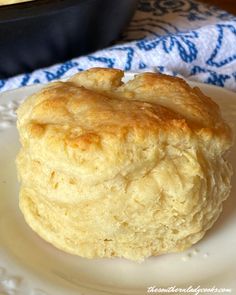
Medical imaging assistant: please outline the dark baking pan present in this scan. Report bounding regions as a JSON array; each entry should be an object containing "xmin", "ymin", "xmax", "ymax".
[{"xmin": 0, "ymin": 0, "xmax": 138, "ymax": 78}]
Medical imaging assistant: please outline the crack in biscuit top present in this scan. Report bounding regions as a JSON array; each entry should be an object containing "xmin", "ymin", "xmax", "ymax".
[{"xmin": 17, "ymin": 68, "xmax": 233, "ymax": 183}]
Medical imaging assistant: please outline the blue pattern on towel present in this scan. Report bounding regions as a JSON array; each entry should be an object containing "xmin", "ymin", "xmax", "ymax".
[{"xmin": 1, "ymin": 0, "xmax": 236, "ymax": 92}]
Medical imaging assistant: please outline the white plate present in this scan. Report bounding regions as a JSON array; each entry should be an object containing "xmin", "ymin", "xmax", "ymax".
[{"xmin": 0, "ymin": 75, "xmax": 236, "ymax": 295}]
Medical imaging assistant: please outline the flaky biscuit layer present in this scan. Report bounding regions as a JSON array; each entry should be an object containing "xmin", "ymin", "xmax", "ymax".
[{"xmin": 16, "ymin": 68, "xmax": 233, "ymax": 260}]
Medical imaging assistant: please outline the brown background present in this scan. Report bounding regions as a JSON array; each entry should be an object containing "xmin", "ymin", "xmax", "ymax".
[{"xmin": 198, "ymin": 0, "xmax": 236, "ymax": 15}]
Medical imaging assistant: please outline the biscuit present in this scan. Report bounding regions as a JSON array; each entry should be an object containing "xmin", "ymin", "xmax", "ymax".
[{"xmin": 16, "ymin": 68, "xmax": 233, "ymax": 261}]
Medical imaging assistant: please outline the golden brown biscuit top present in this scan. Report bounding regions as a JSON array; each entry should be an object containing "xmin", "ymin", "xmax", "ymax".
[{"xmin": 17, "ymin": 68, "xmax": 232, "ymax": 182}]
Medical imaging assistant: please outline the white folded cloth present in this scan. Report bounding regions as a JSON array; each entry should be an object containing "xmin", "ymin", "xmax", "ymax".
[{"xmin": 1, "ymin": 0, "xmax": 236, "ymax": 92}]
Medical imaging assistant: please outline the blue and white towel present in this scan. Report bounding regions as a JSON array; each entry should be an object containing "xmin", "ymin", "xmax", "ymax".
[{"xmin": 1, "ymin": 0, "xmax": 236, "ymax": 92}]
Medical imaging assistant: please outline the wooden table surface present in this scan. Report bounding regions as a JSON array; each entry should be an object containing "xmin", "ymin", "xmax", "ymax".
[{"xmin": 198, "ymin": 0, "xmax": 236, "ymax": 15}]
